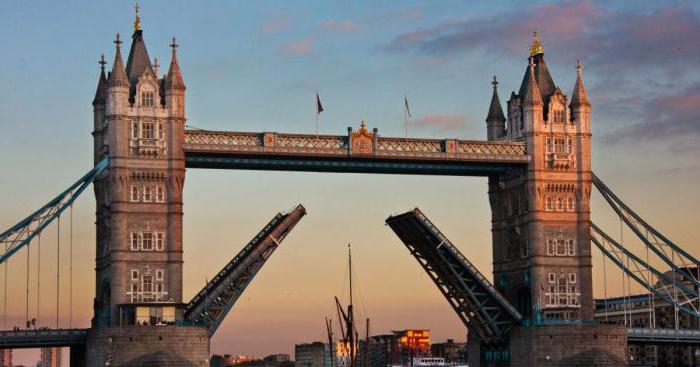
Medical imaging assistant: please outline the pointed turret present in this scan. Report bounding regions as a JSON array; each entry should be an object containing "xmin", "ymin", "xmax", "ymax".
[
  {"xmin": 570, "ymin": 60, "xmax": 590, "ymax": 108},
  {"xmin": 522, "ymin": 58, "xmax": 543, "ymax": 106},
  {"xmin": 164, "ymin": 38, "xmax": 186, "ymax": 91},
  {"xmin": 108, "ymin": 34, "xmax": 130, "ymax": 88},
  {"xmin": 486, "ymin": 76, "xmax": 506, "ymax": 140},
  {"xmin": 125, "ymin": 30, "xmax": 154, "ymax": 85},
  {"xmin": 93, "ymin": 54, "xmax": 108, "ymax": 106},
  {"xmin": 519, "ymin": 32, "xmax": 556, "ymax": 101}
]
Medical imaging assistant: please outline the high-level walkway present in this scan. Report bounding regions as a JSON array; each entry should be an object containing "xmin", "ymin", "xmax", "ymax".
[{"xmin": 183, "ymin": 128, "xmax": 529, "ymax": 175}]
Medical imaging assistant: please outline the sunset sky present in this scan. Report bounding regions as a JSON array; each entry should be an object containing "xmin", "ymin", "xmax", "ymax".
[{"xmin": 1, "ymin": 0, "xmax": 699, "ymax": 364}]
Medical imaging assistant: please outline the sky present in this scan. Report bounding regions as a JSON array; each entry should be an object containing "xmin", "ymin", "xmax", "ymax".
[{"xmin": 1, "ymin": 0, "xmax": 699, "ymax": 364}]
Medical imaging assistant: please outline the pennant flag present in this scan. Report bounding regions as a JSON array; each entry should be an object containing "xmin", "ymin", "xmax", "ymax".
[
  {"xmin": 404, "ymin": 95, "xmax": 411, "ymax": 118},
  {"xmin": 316, "ymin": 93, "xmax": 324, "ymax": 115}
]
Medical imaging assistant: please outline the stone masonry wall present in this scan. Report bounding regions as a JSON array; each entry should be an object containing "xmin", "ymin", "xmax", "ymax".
[{"xmin": 85, "ymin": 326, "xmax": 209, "ymax": 367}]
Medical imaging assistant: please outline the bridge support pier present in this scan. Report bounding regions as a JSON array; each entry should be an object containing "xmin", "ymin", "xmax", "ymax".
[
  {"xmin": 85, "ymin": 326, "xmax": 210, "ymax": 366},
  {"xmin": 469, "ymin": 324, "xmax": 628, "ymax": 366}
]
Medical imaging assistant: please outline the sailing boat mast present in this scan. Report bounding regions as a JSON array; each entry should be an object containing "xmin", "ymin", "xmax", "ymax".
[
  {"xmin": 325, "ymin": 317, "xmax": 334, "ymax": 367},
  {"xmin": 347, "ymin": 243, "xmax": 356, "ymax": 367}
]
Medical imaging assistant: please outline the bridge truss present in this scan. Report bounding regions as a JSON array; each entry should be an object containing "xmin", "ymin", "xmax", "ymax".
[
  {"xmin": 591, "ymin": 175, "xmax": 700, "ymax": 322},
  {"xmin": 386, "ymin": 208, "xmax": 522, "ymax": 347},
  {"xmin": 185, "ymin": 204, "xmax": 306, "ymax": 336}
]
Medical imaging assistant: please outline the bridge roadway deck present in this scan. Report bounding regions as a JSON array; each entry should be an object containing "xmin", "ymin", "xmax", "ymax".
[
  {"xmin": 627, "ymin": 327, "xmax": 700, "ymax": 345},
  {"xmin": 182, "ymin": 129, "xmax": 530, "ymax": 176},
  {"xmin": 0, "ymin": 328, "xmax": 87, "ymax": 349}
]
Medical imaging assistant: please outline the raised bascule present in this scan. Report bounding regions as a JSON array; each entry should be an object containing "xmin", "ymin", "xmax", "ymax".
[{"xmin": 0, "ymin": 11, "xmax": 698, "ymax": 367}]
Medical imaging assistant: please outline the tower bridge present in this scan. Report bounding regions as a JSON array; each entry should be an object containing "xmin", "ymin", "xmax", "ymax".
[{"xmin": 0, "ymin": 12, "xmax": 698, "ymax": 367}]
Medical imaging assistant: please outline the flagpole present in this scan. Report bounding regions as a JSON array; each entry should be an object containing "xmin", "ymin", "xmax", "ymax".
[
  {"xmin": 404, "ymin": 95, "xmax": 409, "ymax": 144},
  {"xmin": 316, "ymin": 92, "xmax": 319, "ymax": 138}
]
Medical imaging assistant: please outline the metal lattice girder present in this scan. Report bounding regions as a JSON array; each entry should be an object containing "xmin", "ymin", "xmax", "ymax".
[
  {"xmin": 591, "ymin": 223, "xmax": 700, "ymax": 319},
  {"xmin": 386, "ymin": 208, "xmax": 522, "ymax": 347},
  {"xmin": 185, "ymin": 204, "xmax": 306, "ymax": 336},
  {"xmin": 593, "ymin": 174, "xmax": 699, "ymax": 289},
  {"xmin": 0, "ymin": 157, "xmax": 109, "ymax": 264}
]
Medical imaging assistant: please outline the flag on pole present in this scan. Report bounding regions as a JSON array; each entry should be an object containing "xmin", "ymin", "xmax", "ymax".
[
  {"xmin": 404, "ymin": 95, "xmax": 411, "ymax": 118},
  {"xmin": 316, "ymin": 93, "xmax": 324, "ymax": 115}
]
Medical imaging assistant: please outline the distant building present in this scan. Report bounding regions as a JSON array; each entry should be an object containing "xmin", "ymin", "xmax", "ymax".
[
  {"xmin": 295, "ymin": 342, "xmax": 327, "ymax": 367},
  {"xmin": 210, "ymin": 355, "xmax": 227, "ymax": 367},
  {"xmin": 263, "ymin": 354, "xmax": 290, "ymax": 363},
  {"xmin": 594, "ymin": 267, "xmax": 699, "ymax": 367},
  {"xmin": 40, "ymin": 348, "xmax": 61, "ymax": 367},
  {"xmin": 360, "ymin": 329, "xmax": 431, "ymax": 367},
  {"xmin": 431, "ymin": 339, "xmax": 467, "ymax": 363},
  {"xmin": 0, "ymin": 349, "xmax": 12, "ymax": 367}
]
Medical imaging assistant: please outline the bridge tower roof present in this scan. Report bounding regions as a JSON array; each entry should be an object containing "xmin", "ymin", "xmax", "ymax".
[{"xmin": 518, "ymin": 32, "xmax": 556, "ymax": 102}]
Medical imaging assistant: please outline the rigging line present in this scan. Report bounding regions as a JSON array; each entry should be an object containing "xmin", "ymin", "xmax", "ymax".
[
  {"xmin": 69, "ymin": 204, "xmax": 73, "ymax": 328},
  {"xmin": 56, "ymin": 215, "xmax": 60, "ymax": 329}
]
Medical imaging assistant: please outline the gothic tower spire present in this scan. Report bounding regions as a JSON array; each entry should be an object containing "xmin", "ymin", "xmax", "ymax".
[
  {"xmin": 93, "ymin": 54, "xmax": 108, "ymax": 106},
  {"xmin": 486, "ymin": 76, "xmax": 506, "ymax": 140},
  {"xmin": 570, "ymin": 59, "xmax": 590, "ymax": 108},
  {"xmin": 522, "ymin": 57, "xmax": 543, "ymax": 107},
  {"xmin": 164, "ymin": 38, "xmax": 186, "ymax": 91},
  {"xmin": 108, "ymin": 33, "xmax": 129, "ymax": 88},
  {"xmin": 134, "ymin": 0, "xmax": 141, "ymax": 32}
]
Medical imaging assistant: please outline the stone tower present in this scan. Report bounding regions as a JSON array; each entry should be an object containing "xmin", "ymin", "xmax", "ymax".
[
  {"xmin": 479, "ymin": 33, "xmax": 626, "ymax": 367},
  {"xmin": 486, "ymin": 32, "xmax": 593, "ymax": 323},
  {"xmin": 92, "ymin": 17, "xmax": 186, "ymax": 327},
  {"xmin": 84, "ymin": 9, "xmax": 208, "ymax": 367}
]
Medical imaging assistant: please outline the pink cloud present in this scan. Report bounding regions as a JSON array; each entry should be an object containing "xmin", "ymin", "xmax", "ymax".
[
  {"xmin": 413, "ymin": 114, "xmax": 468, "ymax": 131},
  {"xmin": 262, "ymin": 15, "xmax": 291, "ymax": 35},
  {"xmin": 281, "ymin": 37, "xmax": 314, "ymax": 57},
  {"xmin": 322, "ymin": 20, "xmax": 359, "ymax": 32}
]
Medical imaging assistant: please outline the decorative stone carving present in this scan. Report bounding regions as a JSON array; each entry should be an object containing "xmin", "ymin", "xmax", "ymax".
[{"xmin": 351, "ymin": 121, "xmax": 374, "ymax": 155}]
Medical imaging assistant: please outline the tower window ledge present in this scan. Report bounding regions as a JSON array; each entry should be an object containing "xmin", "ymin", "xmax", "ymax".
[
  {"xmin": 137, "ymin": 138, "xmax": 162, "ymax": 154},
  {"xmin": 547, "ymin": 153, "xmax": 575, "ymax": 169}
]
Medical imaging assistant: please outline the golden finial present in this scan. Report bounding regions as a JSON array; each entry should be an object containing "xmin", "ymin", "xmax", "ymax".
[
  {"xmin": 529, "ymin": 30, "xmax": 543, "ymax": 57},
  {"xmin": 134, "ymin": 0, "xmax": 141, "ymax": 31}
]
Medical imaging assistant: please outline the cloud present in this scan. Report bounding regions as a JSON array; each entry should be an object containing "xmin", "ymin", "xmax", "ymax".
[
  {"xmin": 280, "ymin": 37, "xmax": 314, "ymax": 57},
  {"xmin": 604, "ymin": 82, "xmax": 700, "ymax": 152},
  {"xmin": 379, "ymin": 2, "xmax": 700, "ymax": 76},
  {"xmin": 322, "ymin": 20, "xmax": 359, "ymax": 33},
  {"xmin": 262, "ymin": 15, "xmax": 291, "ymax": 35},
  {"xmin": 413, "ymin": 114, "xmax": 468, "ymax": 131}
]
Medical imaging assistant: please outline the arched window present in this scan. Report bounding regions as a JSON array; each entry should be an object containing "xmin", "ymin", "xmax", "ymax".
[{"xmin": 141, "ymin": 91, "xmax": 154, "ymax": 107}]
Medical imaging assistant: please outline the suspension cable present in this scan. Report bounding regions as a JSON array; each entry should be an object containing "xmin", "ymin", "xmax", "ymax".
[
  {"xmin": 645, "ymin": 228, "xmax": 655, "ymax": 328},
  {"xmin": 603, "ymin": 251, "xmax": 608, "ymax": 321},
  {"xmin": 37, "ymin": 233, "xmax": 41, "ymax": 324},
  {"xmin": 26, "ymin": 240, "xmax": 30, "ymax": 328},
  {"xmin": 56, "ymin": 216, "xmax": 60, "ymax": 329},
  {"xmin": 3, "ymin": 243, "xmax": 7, "ymax": 329},
  {"xmin": 69, "ymin": 204, "xmax": 73, "ymax": 329},
  {"xmin": 620, "ymin": 218, "xmax": 627, "ymax": 326}
]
